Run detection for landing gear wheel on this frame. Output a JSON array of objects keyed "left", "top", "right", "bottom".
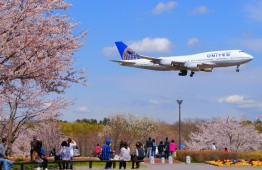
[
  {"left": 236, "top": 68, "right": 239, "bottom": 72},
  {"left": 190, "top": 71, "right": 195, "bottom": 77}
]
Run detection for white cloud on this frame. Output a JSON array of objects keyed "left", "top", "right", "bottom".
[
  {"left": 245, "top": 1, "right": 262, "bottom": 21},
  {"left": 234, "top": 38, "right": 262, "bottom": 52},
  {"left": 129, "top": 37, "right": 173, "bottom": 53},
  {"left": 149, "top": 99, "right": 161, "bottom": 105},
  {"left": 218, "top": 95, "right": 262, "bottom": 110},
  {"left": 149, "top": 99, "right": 173, "bottom": 105},
  {"left": 152, "top": 1, "right": 177, "bottom": 15},
  {"left": 192, "top": 5, "right": 209, "bottom": 15},
  {"left": 102, "top": 37, "right": 173, "bottom": 56},
  {"left": 75, "top": 106, "right": 90, "bottom": 113},
  {"left": 218, "top": 95, "right": 252, "bottom": 104},
  {"left": 187, "top": 38, "right": 199, "bottom": 47},
  {"left": 102, "top": 46, "right": 118, "bottom": 56}
]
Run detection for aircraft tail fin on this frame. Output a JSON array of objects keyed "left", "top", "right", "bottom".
[{"left": 115, "top": 41, "right": 140, "bottom": 60}]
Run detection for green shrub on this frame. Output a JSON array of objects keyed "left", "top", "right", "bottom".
[{"left": 176, "top": 150, "right": 261, "bottom": 162}]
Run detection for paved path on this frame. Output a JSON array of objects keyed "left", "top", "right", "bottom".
[{"left": 74, "top": 163, "right": 261, "bottom": 170}]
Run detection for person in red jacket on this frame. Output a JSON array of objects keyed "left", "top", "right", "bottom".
[{"left": 94, "top": 144, "right": 102, "bottom": 158}]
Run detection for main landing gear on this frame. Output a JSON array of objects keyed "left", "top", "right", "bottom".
[
  {"left": 178, "top": 70, "right": 188, "bottom": 76},
  {"left": 178, "top": 70, "right": 195, "bottom": 77}
]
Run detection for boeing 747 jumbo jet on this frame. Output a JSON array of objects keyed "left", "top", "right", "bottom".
[{"left": 111, "top": 41, "right": 254, "bottom": 77}]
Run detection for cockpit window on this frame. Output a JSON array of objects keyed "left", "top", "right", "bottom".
[{"left": 239, "top": 50, "right": 244, "bottom": 52}]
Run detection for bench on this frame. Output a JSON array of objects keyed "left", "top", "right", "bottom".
[{"left": 1, "top": 159, "right": 144, "bottom": 170}]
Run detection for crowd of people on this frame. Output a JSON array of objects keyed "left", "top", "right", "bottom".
[
  {"left": 30, "top": 137, "right": 78, "bottom": 170},
  {"left": 145, "top": 137, "right": 177, "bottom": 159},
  {"left": 0, "top": 136, "right": 231, "bottom": 170},
  {"left": 99, "top": 139, "right": 145, "bottom": 169}
]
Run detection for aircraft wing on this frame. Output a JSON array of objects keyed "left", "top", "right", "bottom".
[
  {"left": 139, "top": 55, "right": 185, "bottom": 65},
  {"left": 138, "top": 55, "right": 161, "bottom": 64},
  {"left": 110, "top": 60, "right": 136, "bottom": 65}
]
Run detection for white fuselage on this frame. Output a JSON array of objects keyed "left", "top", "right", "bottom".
[{"left": 124, "top": 50, "right": 253, "bottom": 71}]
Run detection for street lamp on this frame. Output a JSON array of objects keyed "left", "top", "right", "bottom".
[{"left": 176, "top": 98, "right": 183, "bottom": 150}]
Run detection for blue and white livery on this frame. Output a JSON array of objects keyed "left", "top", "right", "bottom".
[{"left": 111, "top": 41, "right": 253, "bottom": 77}]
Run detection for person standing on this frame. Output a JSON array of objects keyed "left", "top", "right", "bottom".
[
  {"left": 119, "top": 142, "right": 130, "bottom": 169},
  {"left": 169, "top": 140, "right": 176, "bottom": 157},
  {"left": 157, "top": 141, "right": 165, "bottom": 158},
  {"left": 152, "top": 139, "right": 157, "bottom": 157},
  {"left": 211, "top": 143, "right": 216, "bottom": 150},
  {"left": 164, "top": 137, "right": 170, "bottom": 159},
  {"left": 145, "top": 137, "right": 153, "bottom": 158},
  {"left": 59, "top": 141, "right": 71, "bottom": 169},
  {"left": 101, "top": 139, "right": 112, "bottom": 169},
  {"left": 0, "top": 138, "right": 13, "bottom": 170},
  {"left": 67, "top": 138, "right": 76, "bottom": 169}
]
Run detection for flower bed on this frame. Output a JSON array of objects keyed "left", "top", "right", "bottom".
[
  {"left": 208, "top": 159, "right": 262, "bottom": 167},
  {"left": 177, "top": 150, "right": 262, "bottom": 162}
]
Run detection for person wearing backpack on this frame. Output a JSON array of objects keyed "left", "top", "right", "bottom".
[
  {"left": 132, "top": 142, "right": 144, "bottom": 169},
  {"left": 58, "top": 141, "right": 71, "bottom": 169}
]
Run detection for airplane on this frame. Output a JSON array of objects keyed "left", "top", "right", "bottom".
[{"left": 111, "top": 41, "right": 254, "bottom": 77}]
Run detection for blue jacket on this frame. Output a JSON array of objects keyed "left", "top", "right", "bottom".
[{"left": 101, "top": 144, "right": 111, "bottom": 160}]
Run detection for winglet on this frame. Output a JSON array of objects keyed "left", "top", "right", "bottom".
[{"left": 115, "top": 41, "right": 140, "bottom": 60}]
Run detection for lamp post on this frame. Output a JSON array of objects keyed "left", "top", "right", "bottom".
[{"left": 176, "top": 98, "right": 183, "bottom": 150}]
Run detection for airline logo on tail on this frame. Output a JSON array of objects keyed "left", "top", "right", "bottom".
[{"left": 115, "top": 41, "right": 140, "bottom": 60}]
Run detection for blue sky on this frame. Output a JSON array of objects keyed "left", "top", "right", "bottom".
[{"left": 61, "top": 0, "right": 262, "bottom": 123}]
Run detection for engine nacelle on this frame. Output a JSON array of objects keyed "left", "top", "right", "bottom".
[
  {"left": 159, "top": 60, "right": 172, "bottom": 66},
  {"left": 184, "top": 63, "right": 200, "bottom": 70},
  {"left": 200, "top": 68, "right": 213, "bottom": 72}
]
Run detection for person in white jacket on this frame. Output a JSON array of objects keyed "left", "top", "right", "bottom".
[
  {"left": 67, "top": 138, "right": 76, "bottom": 169},
  {"left": 119, "top": 142, "right": 130, "bottom": 169}
]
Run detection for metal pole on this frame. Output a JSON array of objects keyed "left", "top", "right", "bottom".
[
  {"left": 178, "top": 103, "right": 181, "bottom": 150},
  {"left": 176, "top": 98, "right": 183, "bottom": 150}
]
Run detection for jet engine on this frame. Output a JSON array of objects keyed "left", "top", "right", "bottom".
[
  {"left": 200, "top": 68, "right": 213, "bottom": 72},
  {"left": 159, "top": 60, "right": 172, "bottom": 66},
  {"left": 184, "top": 63, "right": 200, "bottom": 70}
]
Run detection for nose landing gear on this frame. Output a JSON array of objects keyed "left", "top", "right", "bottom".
[{"left": 236, "top": 65, "right": 240, "bottom": 72}]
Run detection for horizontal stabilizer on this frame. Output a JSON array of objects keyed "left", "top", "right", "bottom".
[{"left": 110, "top": 60, "right": 136, "bottom": 65}]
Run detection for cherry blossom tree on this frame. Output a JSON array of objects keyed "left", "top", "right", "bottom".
[
  {"left": 0, "top": 0, "right": 87, "bottom": 92},
  {"left": 101, "top": 113, "right": 156, "bottom": 151},
  {"left": 0, "top": 0, "right": 87, "bottom": 154},
  {"left": 186, "top": 117, "right": 262, "bottom": 151},
  {"left": 11, "top": 121, "right": 64, "bottom": 156},
  {"left": 0, "top": 81, "right": 71, "bottom": 153}
]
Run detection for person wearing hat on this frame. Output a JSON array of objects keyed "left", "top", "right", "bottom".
[
  {"left": 101, "top": 139, "right": 112, "bottom": 169},
  {"left": 0, "top": 138, "right": 13, "bottom": 170}
]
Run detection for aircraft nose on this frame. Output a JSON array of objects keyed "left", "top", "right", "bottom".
[
  {"left": 245, "top": 53, "right": 254, "bottom": 61},
  {"left": 247, "top": 54, "right": 254, "bottom": 61}
]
